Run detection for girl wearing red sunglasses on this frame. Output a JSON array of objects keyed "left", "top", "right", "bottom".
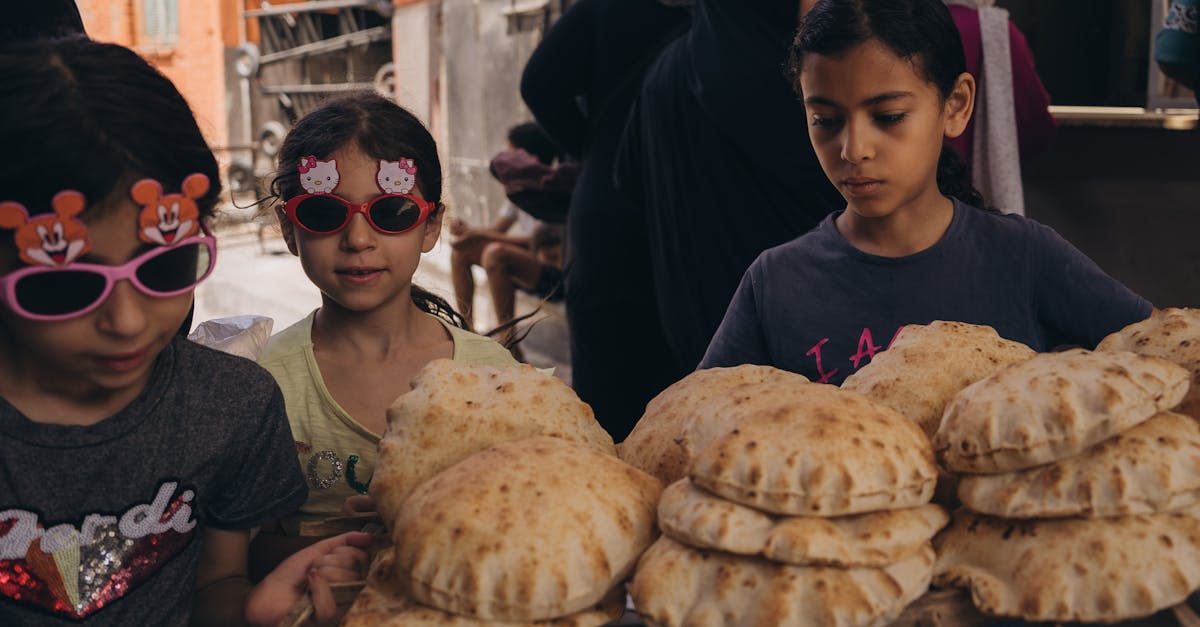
[{"left": 254, "top": 93, "right": 520, "bottom": 570}]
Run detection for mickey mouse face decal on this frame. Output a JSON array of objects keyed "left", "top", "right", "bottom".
[{"left": 0, "top": 192, "right": 91, "bottom": 267}]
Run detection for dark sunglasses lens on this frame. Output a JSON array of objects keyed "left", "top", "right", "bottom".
[
  {"left": 295, "top": 196, "right": 350, "bottom": 232},
  {"left": 370, "top": 197, "right": 423, "bottom": 233},
  {"left": 137, "top": 242, "right": 212, "bottom": 293},
  {"left": 15, "top": 270, "right": 106, "bottom": 316}
]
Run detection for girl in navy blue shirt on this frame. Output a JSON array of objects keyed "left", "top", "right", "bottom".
[{"left": 701, "top": 0, "right": 1150, "bottom": 384}]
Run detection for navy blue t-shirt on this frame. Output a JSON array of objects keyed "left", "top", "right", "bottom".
[{"left": 700, "top": 201, "right": 1152, "bottom": 385}]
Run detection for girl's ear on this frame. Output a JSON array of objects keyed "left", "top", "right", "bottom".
[
  {"left": 276, "top": 206, "right": 299, "bottom": 256},
  {"left": 943, "top": 72, "right": 976, "bottom": 140},
  {"left": 421, "top": 202, "right": 444, "bottom": 254}
]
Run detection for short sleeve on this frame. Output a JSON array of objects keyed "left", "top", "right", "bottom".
[
  {"left": 1155, "top": 1, "right": 1200, "bottom": 66},
  {"left": 498, "top": 199, "right": 518, "bottom": 221},
  {"left": 1030, "top": 222, "right": 1152, "bottom": 349},
  {"left": 699, "top": 262, "right": 772, "bottom": 369},
  {"left": 206, "top": 383, "right": 307, "bottom": 529}
]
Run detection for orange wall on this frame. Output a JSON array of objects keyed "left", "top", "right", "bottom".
[{"left": 77, "top": 0, "right": 245, "bottom": 150}]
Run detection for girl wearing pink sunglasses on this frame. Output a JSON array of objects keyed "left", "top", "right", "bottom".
[{"left": 0, "top": 37, "right": 368, "bottom": 626}]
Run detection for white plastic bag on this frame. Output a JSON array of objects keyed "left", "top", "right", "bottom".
[{"left": 187, "top": 315, "right": 274, "bottom": 361}]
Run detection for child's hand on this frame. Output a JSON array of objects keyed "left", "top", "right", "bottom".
[
  {"left": 449, "top": 217, "right": 468, "bottom": 237},
  {"left": 244, "top": 531, "right": 373, "bottom": 626}
]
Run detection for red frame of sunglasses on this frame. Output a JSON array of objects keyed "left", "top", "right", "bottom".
[{"left": 283, "top": 193, "right": 437, "bottom": 235}]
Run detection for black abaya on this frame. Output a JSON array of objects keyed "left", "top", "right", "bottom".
[
  {"left": 520, "top": 0, "right": 691, "bottom": 441},
  {"left": 615, "top": 0, "right": 844, "bottom": 372}
]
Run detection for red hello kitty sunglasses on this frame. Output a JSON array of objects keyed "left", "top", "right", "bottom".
[{"left": 283, "top": 193, "right": 436, "bottom": 235}]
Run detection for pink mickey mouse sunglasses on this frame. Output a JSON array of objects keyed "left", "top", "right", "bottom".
[{"left": 0, "top": 223, "right": 216, "bottom": 321}]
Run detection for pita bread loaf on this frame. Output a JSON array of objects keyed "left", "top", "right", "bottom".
[
  {"left": 630, "top": 536, "right": 934, "bottom": 627},
  {"left": 1099, "top": 308, "right": 1200, "bottom": 418},
  {"left": 841, "top": 321, "right": 1034, "bottom": 437},
  {"left": 688, "top": 384, "right": 937, "bottom": 516},
  {"left": 934, "top": 349, "right": 1190, "bottom": 473},
  {"left": 619, "top": 365, "right": 807, "bottom": 485},
  {"left": 658, "top": 478, "right": 948, "bottom": 567},
  {"left": 370, "top": 360, "right": 615, "bottom": 527},
  {"left": 393, "top": 436, "right": 661, "bottom": 621},
  {"left": 933, "top": 508, "right": 1200, "bottom": 623},
  {"left": 676, "top": 378, "right": 815, "bottom": 465},
  {"left": 343, "top": 553, "right": 624, "bottom": 627},
  {"left": 958, "top": 412, "right": 1200, "bottom": 518}
]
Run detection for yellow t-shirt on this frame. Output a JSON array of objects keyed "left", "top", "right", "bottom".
[{"left": 258, "top": 310, "right": 518, "bottom": 533}]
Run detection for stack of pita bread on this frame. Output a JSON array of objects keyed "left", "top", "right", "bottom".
[
  {"left": 629, "top": 380, "right": 946, "bottom": 627},
  {"left": 345, "top": 361, "right": 661, "bottom": 625},
  {"left": 932, "top": 347, "right": 1200, "bottom": 623},
  {"left": 841, "top": 321, "right": 1035, "bottom": 439},
  {"left": 1098, "top": 308, "right": 1200, "bottom": 419},
  {"left": 618, "top": 364, "right": 809, "bottom": 485},
  {"left": 369, "top": 359, "right": 616, "bottom": 526},
  {"left": 841, "top": 321, "right": 1036, "bottom": 507}
]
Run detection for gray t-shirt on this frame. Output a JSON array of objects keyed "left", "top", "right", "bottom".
[
  {"left": 0, "top": 337, "right": 307, "bottom": 625},
  {"left": 701, "top": 200, "right": 1152, "bottom": 384}
]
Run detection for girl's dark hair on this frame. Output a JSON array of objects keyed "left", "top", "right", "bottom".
[
  {"left": 3, "top": 0, "right": 86, "bottom": 43},
  {"left": 0, "top": 37, "right": 221, "bottom": 218},
  {"left": 268, "top": 92, "right": 470, "bottom": 331},
  {"left": 788, "top": 0, "right": 986, "bottom": 208}
]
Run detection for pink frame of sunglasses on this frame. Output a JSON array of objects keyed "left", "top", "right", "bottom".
[
  {"left": 0, "top": 225, "right": 217, "bottom": 321},
  {"left": 283, "top": 192, "right": 436, "bottom": 235}
]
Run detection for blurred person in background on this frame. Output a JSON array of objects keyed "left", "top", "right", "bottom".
[
  {"left": 1155, "top": 0, "right": 1200, "bottom": 104},
  {"left": 521, "top": 0, "right": 690, "bottom": 441},
  {"left": 449, "top": 122, "right": 561, "bottom": 330},
  {"left": 614, "top": 0, "right": 842, "bottom": 377},
  {"left": 944, "top": 0, "right": 1057, "bottom": 215}
]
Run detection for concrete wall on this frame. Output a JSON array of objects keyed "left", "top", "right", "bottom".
[
  {"left": 438, "top": 0, "right": 545, "bottom": 226},
  {"left": 392, "top": 2, "right": 438, "bottom": 127},
  {"left": 1024, "top": 125, "right": 1200, "bottom": 308},
  {"left": 78, "top": 0, "right": 240, "bottom": 150}
]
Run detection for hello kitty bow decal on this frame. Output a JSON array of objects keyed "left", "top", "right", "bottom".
[
  {"left": 296, "top": 156, "right": 418, "bottom": 195},
  {"left": 0, "top": 192, "right": 92, "bottom": 267},
  {"left": 377, "top": 158, "right": 417, "bottom": 194},
  {"left": 298, "top": 156, "right": 340, "bottom": 194}
]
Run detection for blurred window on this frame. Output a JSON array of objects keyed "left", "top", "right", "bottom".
[{"left": 142, "top": 0, "right": 179, "bottom": 47}]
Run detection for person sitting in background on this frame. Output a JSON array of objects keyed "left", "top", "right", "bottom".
[
  {"left": 449, "top": 122, "right": 558, "bottom": 327},
  {"left": 1155, "top": 0, "right": 1199, "bottom": 105},
  {"left": 482, "top": 222, "right": 566, "bottom": 345}
]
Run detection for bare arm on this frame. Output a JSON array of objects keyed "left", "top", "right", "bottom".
[
  {"left": 490, "top": 213, "right": 518, "bottom": 234},
  {"left": 247, "top": 521, "right": 321, "bottom": 582},
  {"left": 192, "top": 528, "right": 254, "bottom": 626},
  {"left": 193, "top": 527, "right": 374, "bottom": 627},
  {"left": 452, "top": 213, "right": 532, "bottom": 250}
]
